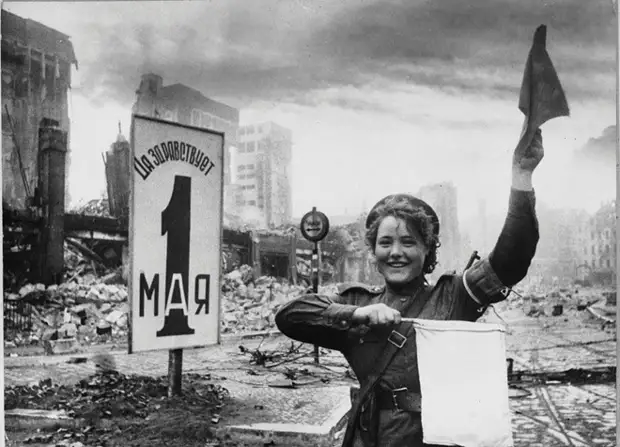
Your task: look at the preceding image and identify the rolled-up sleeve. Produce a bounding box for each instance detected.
[463,188,539,306]
[275,294,359,351]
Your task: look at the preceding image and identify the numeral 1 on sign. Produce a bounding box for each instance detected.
[157,175,195,337]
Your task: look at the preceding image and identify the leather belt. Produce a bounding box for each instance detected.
[375,387,421,412]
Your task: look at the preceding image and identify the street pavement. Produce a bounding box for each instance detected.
[4,303,617,447]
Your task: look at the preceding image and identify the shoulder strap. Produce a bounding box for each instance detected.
[341,321,415,447]
[338,282,384,296]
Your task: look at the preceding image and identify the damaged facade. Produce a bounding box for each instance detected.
[103,130,131,218]
[580,200,616,285]
[517,202,616,287]
[235,122,293,228]
[1,9,77,209]
[132,73,241,214]
[132,73,294,229]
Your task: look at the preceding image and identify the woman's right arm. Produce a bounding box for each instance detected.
[275,293,359,350]
[275,292,400,351]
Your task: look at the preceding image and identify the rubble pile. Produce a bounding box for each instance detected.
[220,265,307,334]
[4,280,129,349]
[71,198,111,217]
[63,240,117,280]
[220,264,339,334]
[498,285,615,319]
[477,283,619,327]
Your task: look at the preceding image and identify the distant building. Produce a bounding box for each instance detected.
[416,182,462,277]
[132,74,241,212]
[103,128,131,218]
[581,200,616,285]
[236,122,293,228]
[521,201,616,287]
[1,10,77,209]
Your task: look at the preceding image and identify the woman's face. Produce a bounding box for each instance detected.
[374,216,429,286]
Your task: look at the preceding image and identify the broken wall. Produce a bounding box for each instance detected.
[1,10,76,210]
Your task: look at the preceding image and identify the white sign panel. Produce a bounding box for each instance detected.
[129,115,224,353]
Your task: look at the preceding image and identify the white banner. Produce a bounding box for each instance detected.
[129,115,224,353]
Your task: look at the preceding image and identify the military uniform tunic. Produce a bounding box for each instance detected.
[276,189,539,446]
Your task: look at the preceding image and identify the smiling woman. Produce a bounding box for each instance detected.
[276,130,544,446]
[365,195,440,283]
[373,215,430,288]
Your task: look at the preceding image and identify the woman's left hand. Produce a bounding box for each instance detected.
[513,128,544,173]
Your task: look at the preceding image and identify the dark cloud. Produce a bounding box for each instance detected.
[316,0,615,60]
[68,0,615,108]
[309,0,615,99]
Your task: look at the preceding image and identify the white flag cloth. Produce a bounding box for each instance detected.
[413,319,513,447]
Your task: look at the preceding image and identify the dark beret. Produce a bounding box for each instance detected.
[365,194,440,236]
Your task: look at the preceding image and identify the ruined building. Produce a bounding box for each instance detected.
[132,74,293,229]
[132,74,241,212]
[518,202,615,288]
[2,10,78,285]
[103,128,131,218]
[1,9,77,209]
[236,122,293,228]
[579,200,616,285]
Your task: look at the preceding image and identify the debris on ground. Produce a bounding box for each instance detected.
[4,281,129,349]
[235,337,348,389]
[220,265,311,334]
[6,370,229,447]
[477,284,617,326]
[526,304,546,317]
[5,370,228,418]
[238,339,304,367]
[508,366,616,386]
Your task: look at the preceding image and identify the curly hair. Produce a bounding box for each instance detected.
[365,197,441,275]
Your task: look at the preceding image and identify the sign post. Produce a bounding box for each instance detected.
[300,207,330,364]
[129,115,224,396]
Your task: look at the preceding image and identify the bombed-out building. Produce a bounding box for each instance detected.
[1,9,77,209]
[132,74,241,213]
[2,10,78,285]
[578,200,616,286]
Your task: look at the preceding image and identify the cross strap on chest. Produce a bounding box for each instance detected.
[341,324,416,446]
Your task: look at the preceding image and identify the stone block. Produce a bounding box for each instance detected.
[60,322,78,338]
[105,310,124,324]
[43,337,80,355]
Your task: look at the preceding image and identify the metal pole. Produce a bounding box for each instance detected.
[313,241,320,364]
[168,349,183,397]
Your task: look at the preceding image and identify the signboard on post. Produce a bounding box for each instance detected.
[129,114,224,354]
[300,207,330,364]
[300,207,329,242]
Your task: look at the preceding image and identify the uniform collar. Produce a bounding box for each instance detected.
[381,275,426,301]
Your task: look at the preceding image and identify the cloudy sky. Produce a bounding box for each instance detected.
[4,0,617,221]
